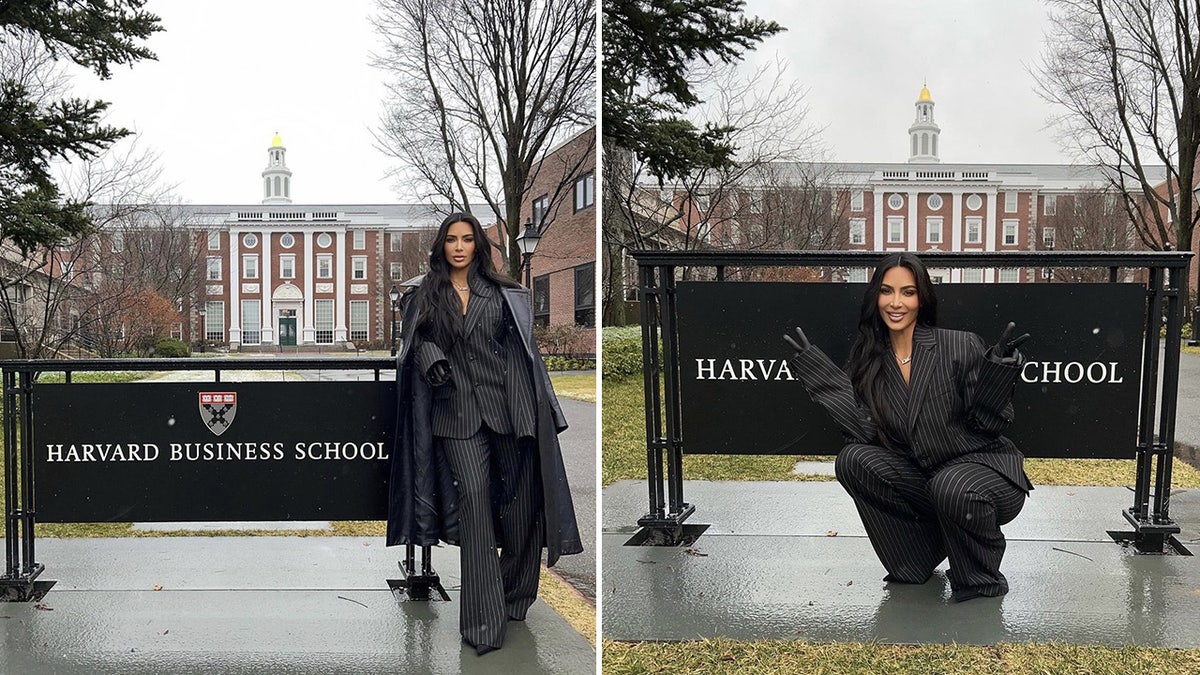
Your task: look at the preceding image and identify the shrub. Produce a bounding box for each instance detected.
[534,323,590,357]
[543,356,596,371]
[602,325,652,380]
[153,337,191,358]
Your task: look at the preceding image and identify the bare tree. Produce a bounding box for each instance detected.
[1034,188,1137,282]
[372,0,595,278]
[1036,0,1200,257]
[602,59,830,322]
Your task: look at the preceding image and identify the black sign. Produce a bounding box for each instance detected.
[677,282,1145,459]
[33,382,395,522]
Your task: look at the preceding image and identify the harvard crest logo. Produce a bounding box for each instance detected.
[199,392,237,436]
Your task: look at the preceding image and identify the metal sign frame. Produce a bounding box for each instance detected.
[632,250,1193,554]
[0,357,443,602]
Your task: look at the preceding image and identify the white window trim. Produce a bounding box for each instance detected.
[1002,219,1019,246]
[242,254,259,280]
[849,218,866,245]
[926,217,943,244]
[352,256,367,281]
[317,254,333,279]
[887,216,904,243]
[965,216,983,244]
[280,254,295,279]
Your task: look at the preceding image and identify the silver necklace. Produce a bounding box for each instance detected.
[897,355,912,365]
[453,283,469,292]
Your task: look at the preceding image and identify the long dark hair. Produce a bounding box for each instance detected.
[415,212,519,349]
[845,253,938,445]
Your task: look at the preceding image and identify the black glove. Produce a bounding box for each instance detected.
[783,327,812,355]
[426,360,451,386]
[990,322,1030,361]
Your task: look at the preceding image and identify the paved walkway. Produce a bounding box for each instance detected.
[603,480,1200,647]
[2,537,594,674]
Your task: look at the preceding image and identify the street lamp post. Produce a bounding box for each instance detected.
[515,217,542,313]
[389,284,401,357]
[197,307,206,353]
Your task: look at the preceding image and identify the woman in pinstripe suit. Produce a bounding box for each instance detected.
[785,253,1032,601]
[390,212,582,654]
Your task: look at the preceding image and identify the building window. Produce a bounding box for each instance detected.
[317,233,332,249]
[927,194,943,210]
[1044,194,1057,216]
[966,194,983,211]
[1002,220,1019,246]
[111,231,124,253]
[352,256,367,280]
[574,263,594,328]
[926,217,943,244]
[574,171,594,212]
[887,194,904,210]
[965,217,982,244]
[533,194,549,228]
[390,233,402,252]
[1103,193,1116,215]
[533,275,550,327]
[849,219,866,245]
[317,254,332,278]
[241,300,261,344]
[887,217,904,243]
[243,233,258,248]
[1043,227,1056,249]
[207,231,221,250]
[314,299,334,344]
[962,268,984,283]
[696,194,710,212]
[207,257,222,281]
[390,262,402,280]
[280,255,295,279]
[998,268,1019,283]
[848,268,868,283]
[242,255,259,279]
[349,300,368,342]
[850,191,864,212]
[1004,192,1018,213]
[204,301,224,342]
[280,233,295,248]
[353,230,365,250]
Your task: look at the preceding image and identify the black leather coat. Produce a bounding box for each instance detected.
[385,283,583,566]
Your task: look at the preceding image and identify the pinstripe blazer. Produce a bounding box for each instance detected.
[411,276,536,440]
[792,323,1033,492]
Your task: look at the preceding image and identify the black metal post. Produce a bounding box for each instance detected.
[523,252,534,313]
[390,298,399,357]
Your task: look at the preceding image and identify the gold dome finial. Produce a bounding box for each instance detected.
[918,82,932,102]
[270,132,284,148]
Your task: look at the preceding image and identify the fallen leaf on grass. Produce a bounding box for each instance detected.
[33,603,52,611]
[846,580,853,586]
[152,585,163,591]
[683,548,708,557]
[161,630,169,635]
[826,530,838,537]
[1066,491,1076,496]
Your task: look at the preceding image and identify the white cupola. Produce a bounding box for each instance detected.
[261,132,293,204]
[908,84,941,163]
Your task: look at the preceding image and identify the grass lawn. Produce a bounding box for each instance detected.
[601,372,1200,673]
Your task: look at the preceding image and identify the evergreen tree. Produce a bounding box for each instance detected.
[603,0,783,181]
[0,1,161,252]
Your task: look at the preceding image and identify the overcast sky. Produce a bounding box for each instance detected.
[739,0,1073,165]
[68,2,1073,205]
[69,0,399,205]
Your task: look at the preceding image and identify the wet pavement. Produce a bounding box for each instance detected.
[602,480,1200,647]
[1,537,594,674]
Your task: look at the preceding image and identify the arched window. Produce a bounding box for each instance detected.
[932,135,938,156]
[912,135,918,156]
[274,176,281,196]
[921,134,929,155]
[284,176,290,197]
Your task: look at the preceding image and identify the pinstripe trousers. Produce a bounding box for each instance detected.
[835,443,1026,601]
[440,426,543,653]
